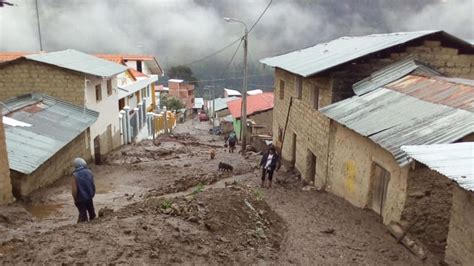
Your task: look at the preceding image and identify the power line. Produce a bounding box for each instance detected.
[182,0,272,66]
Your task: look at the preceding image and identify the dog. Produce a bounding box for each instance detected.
[209,149,216,160]
[218,162,233,172]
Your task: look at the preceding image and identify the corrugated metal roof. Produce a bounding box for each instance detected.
[401,143,474,191]
[227,92,274,119]
[320,88,474,165]
[2,93,98,174]
[118,75,158,99]
[260,30,471,77]
[25,49,127,77]
[247,89,263,95]
[224,88,242,97]
[193,98,204,109]
[386,75,474,112]
[353,57,442,95]
[211,97,239,112]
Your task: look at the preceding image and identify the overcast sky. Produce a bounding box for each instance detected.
[0,0,472,68]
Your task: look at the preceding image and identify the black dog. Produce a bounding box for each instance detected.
[218,162,233,172]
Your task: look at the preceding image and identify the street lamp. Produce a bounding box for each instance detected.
[224,17,248,153]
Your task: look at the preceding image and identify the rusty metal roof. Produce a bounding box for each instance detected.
[227,93,274,119]
[401,143,474,191]
[386,75,474,112]
[320,87,474,166]
[260,30,472,77]
[353,57,442,95]
[2,93,98,174]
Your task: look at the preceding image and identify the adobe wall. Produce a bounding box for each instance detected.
[327,122,409,224]
[445,186,474,265]
[0,112,13,204]
[0,59,85,105]
[401,165,453,258]
[10,131,91,197]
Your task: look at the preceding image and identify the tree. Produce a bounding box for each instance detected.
[167,65,199,87]
[161,96,185,111]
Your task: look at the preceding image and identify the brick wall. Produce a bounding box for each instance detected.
[0,59,85,105]
[10,131,91,197]
[0,111,13,204]
[445,186,474,265]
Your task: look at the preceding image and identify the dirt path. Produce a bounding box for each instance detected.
[0,118,437,264]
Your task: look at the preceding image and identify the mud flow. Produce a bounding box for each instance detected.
[0,119,440,264]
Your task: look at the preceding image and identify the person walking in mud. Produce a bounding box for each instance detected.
[226,130,238,153]
[71,158,96,223]
[259,146,279,188]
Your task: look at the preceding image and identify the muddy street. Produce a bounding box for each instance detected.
[0,118,435,264]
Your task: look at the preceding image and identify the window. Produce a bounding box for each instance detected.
[279,80,285,100]
[296,77,303,99]
[95,84,102,102]
[107,80,112,96]
[141,88,146,100]
[312,86,320,110]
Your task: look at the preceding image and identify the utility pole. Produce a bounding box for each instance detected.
[35,0,43,51]
[224,17,248,152]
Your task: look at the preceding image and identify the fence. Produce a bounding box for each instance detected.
[146,108,177,137]
[119,98,149,144]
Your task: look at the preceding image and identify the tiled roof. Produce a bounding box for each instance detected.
[0,52,34,62]
[227,92,274,119]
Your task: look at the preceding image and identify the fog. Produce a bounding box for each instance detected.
[0,0,472,89]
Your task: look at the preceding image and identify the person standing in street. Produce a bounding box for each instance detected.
[227,130,238,153]
[71,158,96,223]
[259,146,279,188]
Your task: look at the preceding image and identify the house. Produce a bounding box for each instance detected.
[207,97,238,127]
[227,92,274,145]
[2,93,98,197]
[259,30,474,188]
[168,79,195,110]
[224,88,242,97]
[0,49,127,163]
[96,54,164,112]
[0,109,13,204]
[402,143,474,264]
[193,97,204,112]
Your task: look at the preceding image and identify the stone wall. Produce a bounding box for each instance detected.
[401,165,453,258]
[273,68,332,186]
[445,186,474,265]
[0,111,13,204]
[0,59,85,105]
[327,122,409,224]
[10,131,91,197]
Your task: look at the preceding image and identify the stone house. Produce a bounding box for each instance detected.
[227,92,274,144]
[2,93,98,197]
[402,143,474,264]
[0,49,127,163]
[0,108,13,204]
[259,30,474,187]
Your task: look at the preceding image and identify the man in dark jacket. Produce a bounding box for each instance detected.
[259,146,279,188]
[71,158,96,223]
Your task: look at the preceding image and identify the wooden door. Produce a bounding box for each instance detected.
[370,163,390,215]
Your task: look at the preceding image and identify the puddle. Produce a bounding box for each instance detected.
[24,203,64,219]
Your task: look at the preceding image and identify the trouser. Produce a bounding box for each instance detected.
[75,199,96,223]
[261,168,274,182]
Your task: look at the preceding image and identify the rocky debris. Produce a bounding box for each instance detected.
[98,207,114,218]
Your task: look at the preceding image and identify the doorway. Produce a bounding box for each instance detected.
[307,150,317,183]
[370,163,390,215]
[94,136,101,165]
[290,132,296,169]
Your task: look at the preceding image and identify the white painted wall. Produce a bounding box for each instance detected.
[125,60,152,75]
[84,75,121,153]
